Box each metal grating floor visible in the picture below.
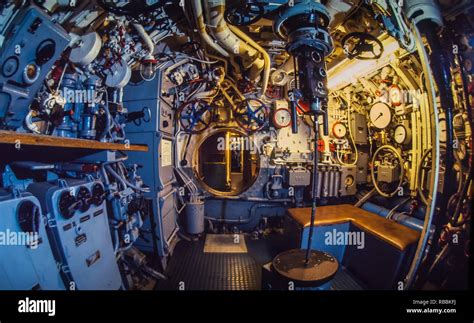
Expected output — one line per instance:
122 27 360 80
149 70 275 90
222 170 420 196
331 267 365 290
156 234 274 290
203 234 248 253
155 234 365 291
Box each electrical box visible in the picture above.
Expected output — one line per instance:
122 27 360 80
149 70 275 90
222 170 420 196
0 6 70 128
356 150 369 184
378 164 400 183
287 167 311 186
123 61 180 268
0 192 64 290
340 166 357 196
27 179 122 290
350 113 368 144
123 66 175 135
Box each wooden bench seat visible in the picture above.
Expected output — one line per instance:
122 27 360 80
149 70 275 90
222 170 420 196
287 204 420 251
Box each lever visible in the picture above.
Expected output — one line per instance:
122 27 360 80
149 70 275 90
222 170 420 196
321 109 329 136
289 92 298 134
310 107 329 136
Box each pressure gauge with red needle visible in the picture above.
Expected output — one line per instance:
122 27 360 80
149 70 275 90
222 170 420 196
273 108 292 128
332 121 347 138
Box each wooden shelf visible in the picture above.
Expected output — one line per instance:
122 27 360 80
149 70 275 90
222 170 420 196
0 130 148 152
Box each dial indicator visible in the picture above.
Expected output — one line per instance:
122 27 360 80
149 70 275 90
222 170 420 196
273 108 292 128
394 124 411 145
370 102 392 129
332 121 347 138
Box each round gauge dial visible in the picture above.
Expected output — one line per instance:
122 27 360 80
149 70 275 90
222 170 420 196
389 85 402 106
394 124 411 145
58 191 77 219
344 175 355 187
91 183 105 206
17 200 40 233
332 121 347 139
76 186 92 213
273 108 291 128
370 102 392 129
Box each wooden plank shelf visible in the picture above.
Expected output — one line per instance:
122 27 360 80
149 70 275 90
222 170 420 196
0 130 148 152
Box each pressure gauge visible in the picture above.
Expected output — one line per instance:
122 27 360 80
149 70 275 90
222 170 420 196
389 84 402 106
273 108 292 128
332 121 347 138
394 124 411 145
370 102 392 129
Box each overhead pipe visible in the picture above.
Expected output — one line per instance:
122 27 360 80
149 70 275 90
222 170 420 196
228 24 270 97
132 23 154 56
191 0 229 57
361 202 426 232
204 0 265 83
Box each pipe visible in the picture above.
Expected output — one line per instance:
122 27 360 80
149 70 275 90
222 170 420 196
204 0 264 82
354 188 377 207
132 23 154 56
207 195 292 203
204 203 284 224
191 0 229 57
361 202 425 232
228 24 271 97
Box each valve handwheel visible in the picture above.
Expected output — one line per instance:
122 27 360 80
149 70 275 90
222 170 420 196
178 100 213 134
225 1 266 26
234 98 268 133
341 32 384 60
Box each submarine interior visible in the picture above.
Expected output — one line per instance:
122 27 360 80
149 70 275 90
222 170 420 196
0 0 472 291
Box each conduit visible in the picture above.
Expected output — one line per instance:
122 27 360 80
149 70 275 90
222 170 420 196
204 0 265 82
191 0 229 57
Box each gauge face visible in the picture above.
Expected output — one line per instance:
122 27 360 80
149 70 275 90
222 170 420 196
344 175 354 187
394 125 408 144
332 121 347 138
91 183 105 206
17 200 40 233
370 102 392 129
58 191 77 219
273 108 291 128
76 186 91 213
